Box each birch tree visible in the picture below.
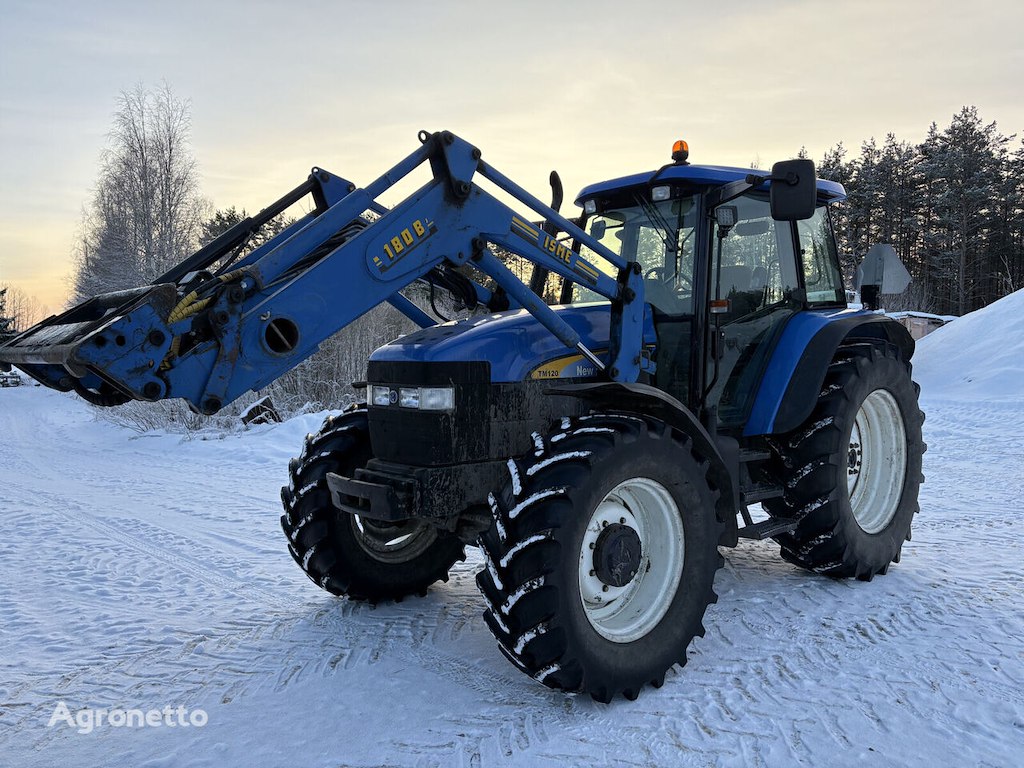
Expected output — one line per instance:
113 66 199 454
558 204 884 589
72 84 205 301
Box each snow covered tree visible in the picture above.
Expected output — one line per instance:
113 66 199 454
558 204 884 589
815 106 1017 314
817 142 857 278
919 107 1008 315
0 287 15 341
986 138 1024 298
0 283 46 334
72 83 205 301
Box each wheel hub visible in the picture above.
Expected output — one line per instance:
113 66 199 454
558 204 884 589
847 389 908 534
848 441 862 478
578 478 684 644
593 523 642 587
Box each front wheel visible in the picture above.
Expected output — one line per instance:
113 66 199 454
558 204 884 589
476 414 724 702
280 407 465 601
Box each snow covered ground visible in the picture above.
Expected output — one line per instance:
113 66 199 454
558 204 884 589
2 292 1023 767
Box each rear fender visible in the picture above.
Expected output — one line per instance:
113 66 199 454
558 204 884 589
746 312 914 436
552 381 739 547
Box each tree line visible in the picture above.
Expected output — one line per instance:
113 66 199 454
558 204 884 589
64 85 421 427
0 283 48 336
806 106 1022 316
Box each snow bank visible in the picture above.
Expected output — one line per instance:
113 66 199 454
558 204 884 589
913 288 1024 402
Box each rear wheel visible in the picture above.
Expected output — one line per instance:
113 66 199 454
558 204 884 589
765 344 925 579
476 413 723 702
280 407 465 601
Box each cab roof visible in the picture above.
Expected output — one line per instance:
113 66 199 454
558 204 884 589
575 164 847 206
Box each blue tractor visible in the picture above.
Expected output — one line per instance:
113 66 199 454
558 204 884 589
0 131 924 702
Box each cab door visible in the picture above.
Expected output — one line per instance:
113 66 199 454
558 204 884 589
705 194 802 427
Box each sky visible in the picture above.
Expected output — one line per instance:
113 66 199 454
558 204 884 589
1 0 1022 314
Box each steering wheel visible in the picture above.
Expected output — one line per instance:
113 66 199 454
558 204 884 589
644 266 692 291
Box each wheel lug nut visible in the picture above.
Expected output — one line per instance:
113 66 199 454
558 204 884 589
589 569 596 576
602 585 609 592
589 542 595 550
619 517 625 524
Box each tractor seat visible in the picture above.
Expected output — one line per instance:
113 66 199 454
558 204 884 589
716 265 751 298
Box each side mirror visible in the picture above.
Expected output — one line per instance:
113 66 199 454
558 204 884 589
589 219 607 240
769 159 817 221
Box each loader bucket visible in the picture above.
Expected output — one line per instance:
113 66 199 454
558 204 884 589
0 284 178 403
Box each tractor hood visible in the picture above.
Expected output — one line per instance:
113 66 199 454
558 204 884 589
369 303 657 383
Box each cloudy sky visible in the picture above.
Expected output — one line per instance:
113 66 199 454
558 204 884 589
1 0 1022 312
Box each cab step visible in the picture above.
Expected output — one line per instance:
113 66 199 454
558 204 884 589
741 483 784 504
737 517 799 541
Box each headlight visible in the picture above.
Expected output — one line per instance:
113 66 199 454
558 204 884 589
369 385 454 411
418 387 455 411
399 387 420 408
370 385 393 407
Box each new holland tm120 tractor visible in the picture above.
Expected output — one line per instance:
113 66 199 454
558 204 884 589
0 131 924 702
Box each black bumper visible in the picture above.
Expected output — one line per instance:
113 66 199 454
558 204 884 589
326 458 508 530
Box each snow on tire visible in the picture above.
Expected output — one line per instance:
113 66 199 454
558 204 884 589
280 406 465 602
476 413 724 703
766 343 926 579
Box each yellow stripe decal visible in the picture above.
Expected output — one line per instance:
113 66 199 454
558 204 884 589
511 216 539 238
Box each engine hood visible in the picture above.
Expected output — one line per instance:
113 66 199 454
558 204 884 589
369 303 657 383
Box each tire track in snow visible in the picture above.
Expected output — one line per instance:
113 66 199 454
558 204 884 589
19 486 295 613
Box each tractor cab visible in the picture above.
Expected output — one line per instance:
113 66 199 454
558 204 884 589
573 144 847 430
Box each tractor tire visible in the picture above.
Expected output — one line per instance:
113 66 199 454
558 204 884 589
280 407 465 602
765 343 925 579
476 413 723 702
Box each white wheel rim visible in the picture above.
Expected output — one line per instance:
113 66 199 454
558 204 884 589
352 516 436 563
847 389 907 534
578 477 684 643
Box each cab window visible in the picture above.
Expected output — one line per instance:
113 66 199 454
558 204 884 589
576 195 699 315
798 207 845 305
712 194 800 317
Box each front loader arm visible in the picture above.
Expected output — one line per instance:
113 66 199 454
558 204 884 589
0 131 645 413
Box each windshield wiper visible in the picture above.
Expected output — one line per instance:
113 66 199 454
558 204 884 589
633 193 677 253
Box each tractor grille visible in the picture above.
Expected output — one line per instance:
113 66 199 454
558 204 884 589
365 360 585 466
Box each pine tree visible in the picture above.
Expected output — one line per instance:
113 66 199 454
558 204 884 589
986 138 1024 297
201 207 295 254
816 107 1018 313
856 138 885 259
924 107 1007 314
818 142 856 277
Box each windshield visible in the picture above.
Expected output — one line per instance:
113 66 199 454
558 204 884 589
577 195 698 314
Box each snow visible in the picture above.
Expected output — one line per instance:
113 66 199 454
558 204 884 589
914 288 1024 402
2 296 1023 767
886 310 958 323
